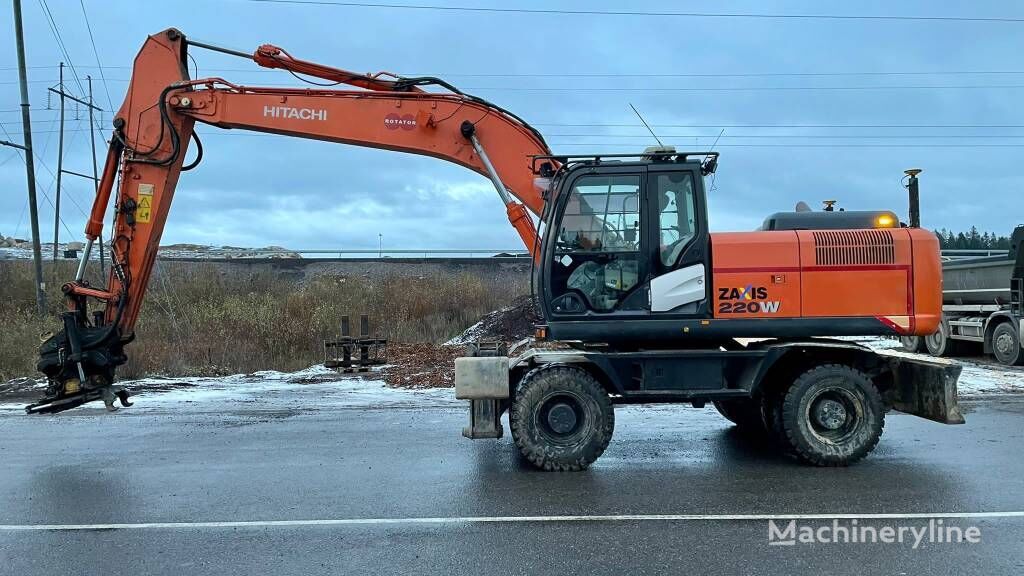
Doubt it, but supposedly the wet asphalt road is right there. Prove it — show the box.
[1,398,1023,575]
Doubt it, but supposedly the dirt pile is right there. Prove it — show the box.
[381,296,541,389]
[381,342,466,389]
[446,295,540,345]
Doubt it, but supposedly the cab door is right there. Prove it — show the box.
[645,165,711,315]
[543,166,650,318]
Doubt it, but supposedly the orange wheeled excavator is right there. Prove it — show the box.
[31,29,963,470]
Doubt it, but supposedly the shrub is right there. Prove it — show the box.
[0,260,525,380]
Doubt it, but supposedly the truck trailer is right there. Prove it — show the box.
[902,225,1024,365]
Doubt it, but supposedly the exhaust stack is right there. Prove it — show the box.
[904,168,922,228]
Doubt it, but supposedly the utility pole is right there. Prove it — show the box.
[12,0,46,315]
[88,75,105,277]
[53,63,65,265]
[50,77,104,273]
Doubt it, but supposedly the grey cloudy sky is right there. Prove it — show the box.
[1,0,1022,251]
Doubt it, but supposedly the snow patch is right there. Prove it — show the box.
[0,365,458,414]
[445,316,489,346]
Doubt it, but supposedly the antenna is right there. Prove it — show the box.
[629,103,664,147]
[705,128,725,192]
[708,128,725,151]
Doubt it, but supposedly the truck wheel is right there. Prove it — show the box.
[992,321,1024,366]
[925,320,960,357]
[713,399,765,431]
[780,364,884,466]
[900,336,926,353]
[510,365,614,471]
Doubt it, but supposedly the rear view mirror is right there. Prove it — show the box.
[701,156,718,176]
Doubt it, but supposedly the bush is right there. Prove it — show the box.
[0,260,525,381]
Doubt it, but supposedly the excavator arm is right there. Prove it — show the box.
[30,28,553,414]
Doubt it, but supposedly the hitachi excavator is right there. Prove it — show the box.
[31,29,963,470]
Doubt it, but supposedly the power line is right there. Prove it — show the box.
[240,1,1024,24]
[0,150,20,167]
[17,126,1024,139]
[0,121,80,239]
[15,78,1024,93]
[0,107,61,113]
[8,109,1024,129]
[9,126,1018,147]
[462,84,1024,92]
[11,64,1024,79]
[546,133,1024,139]
[37,0,107,135]
[548,142,1024,148]
[534,122,1024,129]
[79,0,114,113]
[7,110,1024,130]
[36,0,85,96]
[408,70,1024,79]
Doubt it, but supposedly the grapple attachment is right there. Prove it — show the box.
[28,310,131,414]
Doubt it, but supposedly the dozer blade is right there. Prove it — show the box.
[877,350,965,425]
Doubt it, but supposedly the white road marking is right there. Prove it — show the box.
[1,511,1023,531]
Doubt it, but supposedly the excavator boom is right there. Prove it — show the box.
[31,28,552,413]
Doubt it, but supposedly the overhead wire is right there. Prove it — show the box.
[0,122,81,240]
[36,0,85,96]
[13,64,1024,79]
[36,0,107,136]
[239,1,1024,24]
[79,0,115,112]
[18,79,1024,92]
[13,112,1024,129]
[18,124,1024,139]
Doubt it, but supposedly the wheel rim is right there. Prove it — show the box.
[534,391,588,445]
[994,330,1015,358]
[925,329,945,353]
[804,386,863,444]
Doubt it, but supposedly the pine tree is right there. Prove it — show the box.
[956,232,968,249]
[968,226,981,249]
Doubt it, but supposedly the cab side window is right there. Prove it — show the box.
[656,173,696,268]
[558,175,640,253]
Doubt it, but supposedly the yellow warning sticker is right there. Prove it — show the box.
[137,184,154,224]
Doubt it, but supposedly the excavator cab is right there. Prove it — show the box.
[534,149,717,343]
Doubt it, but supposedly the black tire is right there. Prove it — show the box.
[992,321,1024,366]
[510,365,614,471]
[713,399,766,431]
[780,364,885,467]
[761,385,792,452]
[900,336,926,353]
[925,319,960,357]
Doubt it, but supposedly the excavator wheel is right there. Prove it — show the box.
[510,365,614,471]
[779,364,884,467]
[761,386,795,454]
[713,399,766,431]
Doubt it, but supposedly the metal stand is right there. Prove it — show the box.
[324,314,387,373]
